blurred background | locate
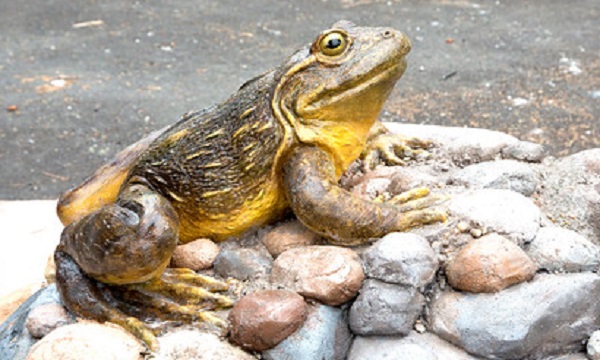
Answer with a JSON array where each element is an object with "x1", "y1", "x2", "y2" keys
[{"x1": 1, "y1": 0, "x2": 598, "y2": 200}]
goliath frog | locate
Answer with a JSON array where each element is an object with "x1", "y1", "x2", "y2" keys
[{"x1": 55, "y1": 21, "x2": 446, "y2": 349}]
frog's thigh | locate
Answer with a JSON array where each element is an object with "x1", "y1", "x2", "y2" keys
[{"x1": 59, "y1": 183, "x2": 179, "y2": 285}]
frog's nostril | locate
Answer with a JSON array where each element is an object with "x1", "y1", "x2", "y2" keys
[{"x1": 382, "y1": 29, "x2": 394, "y2": 38}]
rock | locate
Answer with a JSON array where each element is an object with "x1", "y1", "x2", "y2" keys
[
  {"x1": 155, "y1": 330, "x2": 254, "y2": 360},
  {"x1": 348, "y1": 279, "x2": 424, "y2": 336},
  {"x1": 270, "y1": 246, "x2": 364, "y2": 306},
  {"x1": 25, "y1": 303, "x2": 71, "y2": 339},
  {"x1": 429, "y1": 273, "x2": 600, "y2": 359},
  {"x1": 538, "y1": 149, "x2": 600, "y2": 245},
  {"x1": 170, "y1": 238, "x2": 220, "y2": 271},
  {"x1": 0, "y1": 283, "x2": 41, "y2": 324},
  {"x1": 448, "y1": 160, "x2": 538, "y2": 196},
  {"x1": 384, "y1": 122, "x2": 520, "y2": 166},
  {"x1": 213, "y1": 248, "x2": 272, "y2": 280},
  {"x1": 0, "y1": 285, "x2": 61, "y2": 360},
  {"x1": 449, "y1": 189, "x2": 541, "y2": 244},
  {"x1": 502, "y1": 140, "x2": 546, "y2": 162},
  {"x1": 446, "y1": 233, "x2": 537, "y2": 293},
  {"x1": 262, "y1": 304, "x2": 352, "y2": 360},
  {"x1": 362, "y1": 232, "x2": 438, "y2": 287},
  {"x1": 27, "y1": 322, "x2": 144, "y2": 360},
  {"x1": 349, "y1": 166, "x2": 439, "y2": 199},
  {"x1": 261, "y1": 221, "x2": 322, "y2": 258},
  {"x1": 544, "y1": 354, "x2": 588, "y2": 360},
  {"x1": 527, "y1": 226, "x2": 600, "y2": 272},
  {"x1": 228, "y1": 290, "x2": 308, "y2": 351},
  {"x1": 348, "y1": 332, "x2": 480, "y2": 360},
  {"x1": 588, "y1": 331, "x2": 600, "y2": 360}
]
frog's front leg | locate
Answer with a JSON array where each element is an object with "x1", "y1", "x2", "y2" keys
[
  {"x1": 362, "y1": 121, "x2": 432, "y2": 170},
  {"x1": 55, "y1": 183, "x2": 232, "y2": 350},
  {"x1": 282, "y1": 146, "x2": 447, "y2": 246}
]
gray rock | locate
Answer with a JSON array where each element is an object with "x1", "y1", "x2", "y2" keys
[
  {"x1": 588, "y1": 330, "x2": 600, "y2": 360},
  {"x1": 527, "y1": 226, "x2": 600, "y2": 272},
  {"x1": 349, "y1": 279, "x2": 424, "y2": 336},
  {"x1": 363, "y1": 232, "x2": 438, "y2": 287},
  {"x1": 538, "y1": 149, "x2": 600, "y2": 245},
  {"x1": 213, "y1": 248, "x2": 272, "y2": 280},
  {"x1": 0, "y1": 284, "x2": 63, "y2": 360},
  {"x1": 384, "y1": 123, "x2": 519, "y2": 166},
  {"x1": 449, "y1": 189, "x2": 541, "y2": 244},
  {"x1": 348, "y1": 332, "x2": 480, "y2": 360},
  {"x1": 429, "y1": 273, "x2": 600, "y2": 359},
  {"x1": 263, "y1": 304, "x2": 352, "y2": 360},
  {"x1": 545, "y1": 354, "x2": 588, "y2": 360},
  {"x1": 502, "y1": 141, "x2": 546, "y2": 163},
  {"x1": 449, "y1": 160, "x2": 538, "y2": 196}
]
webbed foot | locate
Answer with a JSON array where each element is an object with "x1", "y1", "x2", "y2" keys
[
  {"x1": 362, "y1": 133, "x2": 432, "y2": 170},
  {"x1": 378, "y1": 187, "x2": 448, "y2": 230},
  {"x1": 56, "y1": 251, "x2": 234, "y2": 351}
]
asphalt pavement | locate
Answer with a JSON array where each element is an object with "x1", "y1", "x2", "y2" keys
[{"x1": 1, "y1": 0, "x2": 598, "y2": 199}]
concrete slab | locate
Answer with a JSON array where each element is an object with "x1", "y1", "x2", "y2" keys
[{"x1": 0, "y1": 201, "x2": 62, "y2": 297}]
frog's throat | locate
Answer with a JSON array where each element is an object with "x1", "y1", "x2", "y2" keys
[{"x1": 270, "y1": 55, "x2": 318, "y2": 174}]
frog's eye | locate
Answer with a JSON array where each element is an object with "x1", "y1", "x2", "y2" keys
[{"x1": 318, "y1": 31, "x2": 349, "y2": 57}]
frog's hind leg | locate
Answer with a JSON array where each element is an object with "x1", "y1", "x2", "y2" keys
[
  {"x1": 55, "y1": 250, "x2": 160, "y2": 349},
  {"x1": 55, "y1": 183, "x2": 233, "y2": 350}
]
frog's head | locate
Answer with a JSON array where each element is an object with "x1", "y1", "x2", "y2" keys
[{"x1": 273, "y1": 21, "x2": 411, "y2": 174}]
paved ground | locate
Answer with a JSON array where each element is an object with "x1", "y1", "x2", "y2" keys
[{"x1": 1, "y1": 0, "x2": 598, "y2": 200}]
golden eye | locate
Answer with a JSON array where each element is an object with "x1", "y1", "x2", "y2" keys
[{"x1": 318, "y1": 31, "x2": 348, "y2": 57}]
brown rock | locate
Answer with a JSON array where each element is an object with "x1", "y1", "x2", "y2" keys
[
  {"x1": 25, "y1": 303, "x2": 72, "y2": 338},
  {"x1": 0, "y1": 283, "x2": 41, "y2": 324},
  {"x1": 228, "y1": 290, "x2": 307, "y2": 351},
  {"x1": 27, "y1": 321, "x2": 144, "y2": 360},
  {"x1": 446, "y1": 233, "x2": 537, "y2": 293},
  {"x1": 270, "y1": 246, "x2": 365, "y2": 306},
  {"x1": 170, "y1": 238, "x2": 220, "y2": 271},
  {"x1": 261, "y1": 221, "x2": 322, "y2": 257}
]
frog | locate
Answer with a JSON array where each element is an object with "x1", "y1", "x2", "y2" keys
[{"x1": 54, "y1": 20, "x2": 446, "y2": 349}]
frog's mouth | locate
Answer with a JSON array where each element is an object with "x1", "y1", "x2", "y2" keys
[{"x1": 298, "y1": 57, "x2": 406, "y2": 116}]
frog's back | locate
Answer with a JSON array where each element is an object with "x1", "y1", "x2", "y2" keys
[{"x1": 128, "y1": 71, "x2": 289, "y2": 242}]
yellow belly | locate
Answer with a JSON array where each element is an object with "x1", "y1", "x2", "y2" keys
[{"x1": 176, "y1": 180, "x2": 289, "y2": 243}]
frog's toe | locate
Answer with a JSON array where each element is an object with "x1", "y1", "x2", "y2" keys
[
  {"x1": 162, "y1": 268, "x2": 230, "y2": 292},
  {"x1": 126, "y1": 273, "x2": 234, "y2": 308},
  {"x1": 397, "y1": 208, "x2": 448, "y2": 231}
]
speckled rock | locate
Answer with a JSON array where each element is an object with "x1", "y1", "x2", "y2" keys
[
  {"x1": 502, "y1": 140, "x2": 546, "y2": 162},
  {"x1": 25, "y1": 303, "x2": 71, "y2": 339},
  {"x1": 170, "y1": 238, "x2": 220, "y2": 271},
  {"x1": 527, "y1": 226, "x2": 600, "y2": 272},
  {"x1": 0, "y1": 285, "x2": 61, "y2": 360},
  {"x1": 348, "y1": 332, "x2": 480, "y2": 360},
  {"x1": 27, "y1": 322, "x2": 144, "y2": 360},
  {"x1": 363, "y1": 232, "x2": 438, "y2": 287},
  {"x1": 349, "y1": 279, "x2": 424, "y2": 336},
  {"x1": 213, "y1": 248, "x2": 272, "y2": 280},
  {"x1": 384, "y1": 123, "x2": 520, "y2": 166},
  {"x1": 446, "y1": 233, "x2": 537, "y2": 293},
  {"x1": 448, "y1": 159, "x2": 537, "y2": 196},
  {"x1": 588, "y1": 331, "x2": 600, "y2": 360},
  {"x1": 449, "y1": 189, "x2": 541, "y2": 244},
  {"x1": 270, "y1": 246, "x2": 364, "y2": 306},
  {"x1": 155, "y1": 331, "x2": 254, "y2": 360},
  {"x1": 228, "y1": 290, "x2": 308, "y2": 351},
  {"x1": 538, "y1": 149, "x2": 600, "y2": 245},
  {"x1": 262, "y1": 304, "x2": 352, "y2": 360},
  {"x1": 429, "y1": 273, "x2": 600, "y2": 359},
  {"x1": 261, "y1": 221, "x2": 322, "y2": 258}
]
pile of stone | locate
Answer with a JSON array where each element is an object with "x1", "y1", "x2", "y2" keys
[{"x1": 2, "y1": 123, "x2": 600, "y2": 360}]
